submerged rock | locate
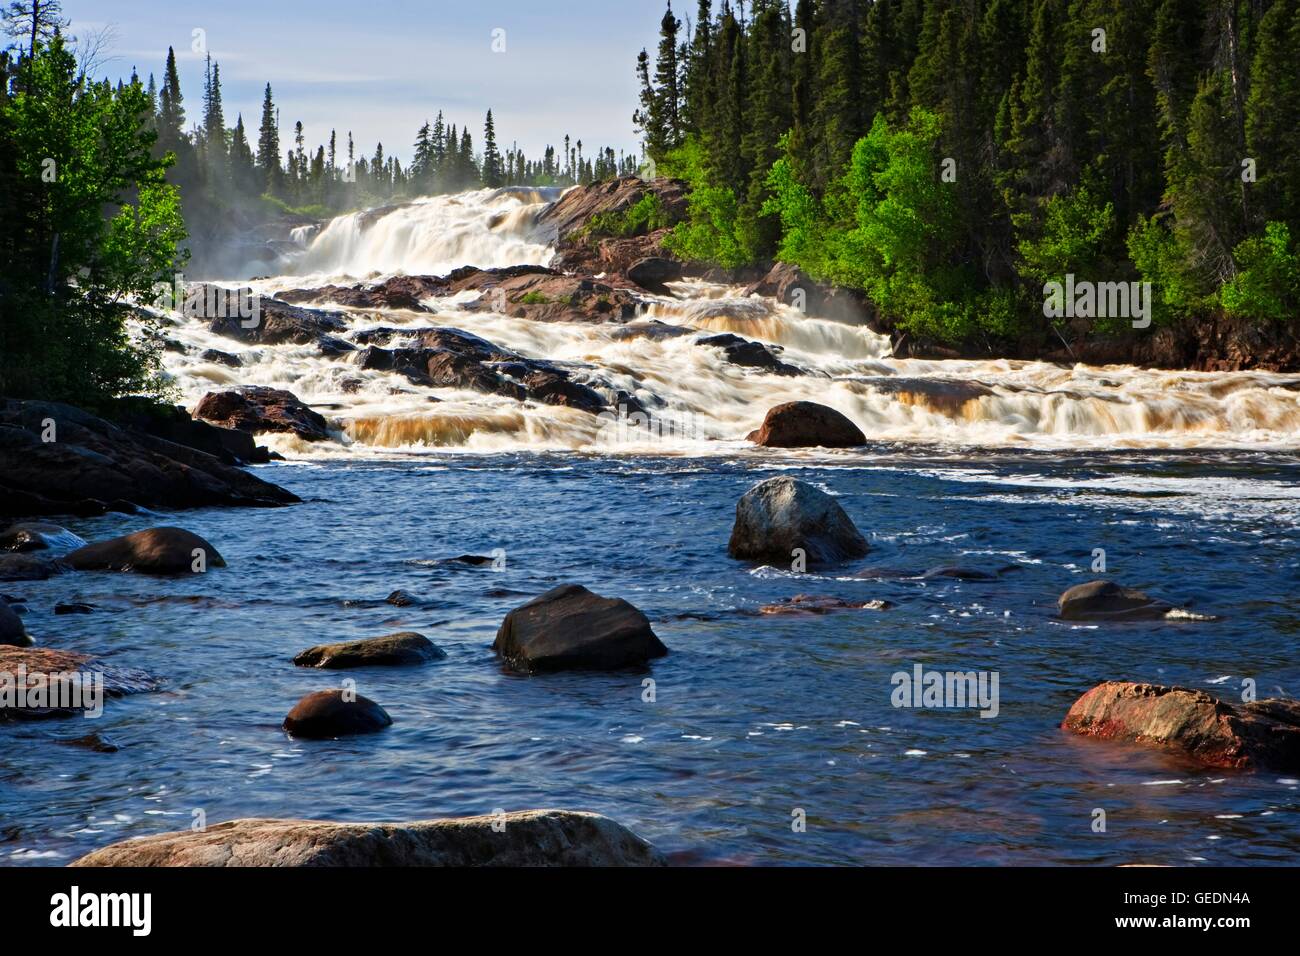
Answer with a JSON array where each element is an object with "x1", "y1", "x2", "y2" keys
[
  {"x1": 385, "y1": 589, "x2": 417, "y2": 607},
  {"x1": 747, "y1": 401, "x2": 865, "y2": 448},
  {"x1": 1057, "y1": 580, "x2": 1176, "y2": 621},
  {"x1": 758, "y1": 594, "x2": 894, "y2": 616},
  {"x1": 54, "y1": 603, "x2": 96, "y2": 615},
  {"x1": 0, "y1": 523, "x2": 86, "y2": 553},
  {"x1": 65, "y1": 527, "x2": 226, "y2": 575},
  {"x1": 293, "y1": 632, "x2": 445, "y2": 669},
  {"x1": 0, "y1": 554, "x2": 66, "y2": 582},
  {"x1": 1062, "y1": 681, "x2": 1300, "y2": 771},
  {"x1": 70, "y1": 809, "x2": 665, "y2": 867},
  {"x1": 282, "y1": 689, "x2": 392, "y2": 738},
  {"x1": 728, "y1": 476, "x2": 869, "y2": 565},
  {"x1": 194, "y1": 386, "x2": 332, "y2": 442},
  {"x1": 494, "y1": 584, "x2": 667, "y2": 672},
  {"x1": 0, "y1": 601, "x2": 30, "y2": 647},
  {"x1": 921, "y1": 566, "x2": 999, "y2": 581}
]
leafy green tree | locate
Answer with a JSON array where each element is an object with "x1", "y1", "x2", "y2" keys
[{"x1": 0, "y1": 33, "x2": 186, "y2": 404}]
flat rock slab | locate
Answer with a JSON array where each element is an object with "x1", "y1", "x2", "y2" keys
[
  {"x1": 70, "y1": 810, "x2": 665, "y2": 867},
  {"x1": 0, "y1": 646, "x2": 159, "y2": 720},
  {"x1": 293, "y1": 632, "x2": 445, "y2": 668},
  {"x1": 758, "y1": 594, "x2": 893, "y2": 616},
  {"x1": 728, "y1": 476, "x2": 869, "y2": 565},
  {"x1": 1062, "y1": 681, "x2": 1300, "y2": 771},
  {"x1": 65, "y1": 527, "x2": 226, "y2": 575},
  {"x1": 494, "y1": 584, "x2": 667, "y2": 672}
]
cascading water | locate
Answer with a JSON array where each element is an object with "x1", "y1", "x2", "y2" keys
[{"x1": 152, "y1": 188, "x2": 1300, "y2": 456}]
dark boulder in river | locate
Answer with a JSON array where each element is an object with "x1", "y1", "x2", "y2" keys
[
  {"x1": 194, "y1": 386, "x2": 332, "y2": 442},
  {"x1": 728, "y1": 476, "x2": 869, "y2": 566},
  {"x1": 293, "y1": 632, "x2": 445, "y2": 669},
  {"x1": 0, "y1": 600, "x2": 30, "y2": 647},
  {"x1": 0, "y1": 554, "x2": 66, "y2": 582},
  {"x1": 69, "y1": 810, "x2": 665, "y2": 866},
  {"x1": 283, "y1": 689, "x2": 392, "y2": 739},
  {"x1": 1057, "y1": 580, "x2": 1175, "y2": 621},
  {"x1": 697, "y1": 334, "x2": 802, "y2": 377},
  {"x1": 747, "y1": 401, "x2": 865, "y2": 448},
  {"x1": 65, "y1": 527, "x2": 226, "y2": 575},
  {"x1": 1062, "y1": 681, "x2": 1300, "y2": 771},
  {"x1": 494, "y1": 584, "x2": 667, "y2": 672},
  {"x1": 0, "y1": 399, "x2": 298, "y2": 517}
]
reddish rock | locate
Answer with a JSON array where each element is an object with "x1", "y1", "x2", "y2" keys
[
  {"x1": 194, "y1": 387, "x2": 332, "y2": 442},
  {"x1": 1062, "y1": 681, "x2": 1300, "y2": 771},
  {"x1": 747, "y1": 401, "x2": 866, "y2": 448},
  {"x1": 0, "y1": 646, "x2": 159, "y2": 720},
  {"x1": 758, "y1": 594, "x2": 893, "y2": 616}
]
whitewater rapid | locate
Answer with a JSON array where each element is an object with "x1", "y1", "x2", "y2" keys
[{"x1": 150, "y1": 186, "x2": 1300, "y2": 456}]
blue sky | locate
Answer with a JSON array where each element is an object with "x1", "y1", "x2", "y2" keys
[{"x1": 66, "y1": 0, "x2": 672, "y2": 164}]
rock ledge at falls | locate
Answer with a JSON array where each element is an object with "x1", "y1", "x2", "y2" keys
[{"x1": 0, "y1": 399, "x2": 299, "y2": 519}]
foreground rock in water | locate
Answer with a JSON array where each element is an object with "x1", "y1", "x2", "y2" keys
[
  {"x1": 70, "y1": 810, "x2": 665, "y2": 867},
  {"x1": 0, "y1": 399, "x2": 298, "y2": 518},
  {"x1": 293, "y1": 632, "x2": 445, "y2": 669},
  {"x1": 728, "y1": 476, "x2": 869, "y2": 565},
  {"x1": 0, "y1": 522, "x2": 85, "y2": 553},
  {"x1": 758, "y1": 594, "x2": 894, "y2": 616},
  {"x1": 0, "y1": 600, "x2": 30, "y2": 646},
  {"x1": 0, "y1": 646, "x2": 159, "y2": 720},
  {"x1": 65, "y1": 528, "x2": 226, "y2": 575},
  {"x1": 194, "y1": 386, "x2": 332, "y2": 442},
  {"x1": 747, "y1": 401, "x2": 866, "y2": 447},
  {"x1": 1057, "y1": 580, "x2": 1175, "y2": 621},
  {"x1": 283, "y1": 689, "x2": 392, "y2": 738},
  {"x1": 1062, "y1": 681, "x2": 1300, "y2": 771},
  {"x1": 494, "y1": 584, "x2": 667, "y2": 672}
]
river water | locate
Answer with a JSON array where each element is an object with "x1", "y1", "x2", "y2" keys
[{"x1": 3, "y1": 187, "x2": 1299, "y2": 865}]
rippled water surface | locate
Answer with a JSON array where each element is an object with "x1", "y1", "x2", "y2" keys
[{"x1": 5, "y1": 447, "x2": 1299, "y2": 865}]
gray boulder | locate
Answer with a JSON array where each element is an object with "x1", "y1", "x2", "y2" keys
[
  {"x1": 728, "y1": 476, "x2": 869, "y2": 565},
  {"x1": 494, "y1": 584, "x2": 667, "y2": 672}
]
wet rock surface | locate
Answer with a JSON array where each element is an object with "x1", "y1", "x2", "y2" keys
[
  {"x1": 747, "y1": 401, "x2": 865, "y2": 448},
  {"x1": 728, "y1": 476, "x2": 870, "y2": 565},
  {"x1": 282, "y1": 689, "x2": 392, "y2": 738},
  {"x1": 494, "y1": 584, "x2": 667, "y2": 672},
  {"x1": 65, "y1": 527, "x2": 226, "y2": 575},
  {"x1": 293, "y1": 632, "x2": 445, "y2": 669},
  {"x1": 1063, "y1": 681, "x2": 1300, "y2": 771},
  {"x1": 70, "y1": 810, "x2": 666, "y2": 867},
  {"x1": 194, "y1": 386, "x2": 333, "y2": 442}
]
